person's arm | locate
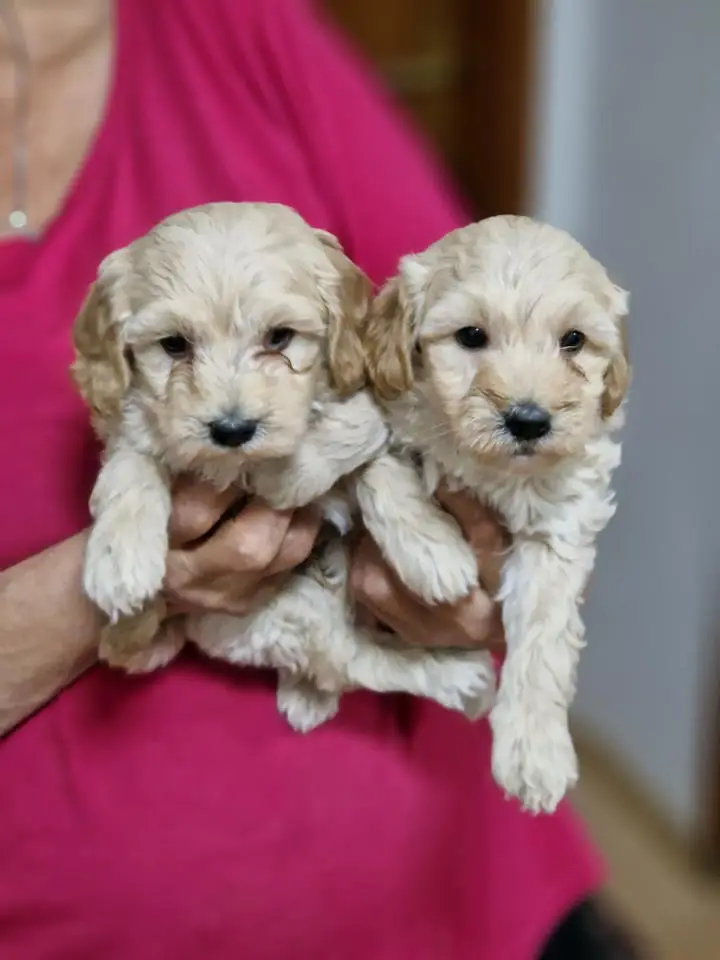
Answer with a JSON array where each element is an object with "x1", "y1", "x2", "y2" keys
[
  {"x1": 252, "y1": 0, "x2": 470, "y2": 281},
  {"x1": 0, "y1": 490, "x2": 321, "y2": 737},
  {"x1": 0, "y1": 533, "x2": 100, "y2": 737}
]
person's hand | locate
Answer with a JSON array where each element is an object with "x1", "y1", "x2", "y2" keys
[
  {"x1": 350, "y1": 486, "x2": 508, "y2": 650},
  {"x1": 163, "y1": 479, "x2": 321, "y2": 616}
]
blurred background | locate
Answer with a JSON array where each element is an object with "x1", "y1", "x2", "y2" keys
[{"x1": 322, "y1": 1, "x2": 720, "y2": 957}]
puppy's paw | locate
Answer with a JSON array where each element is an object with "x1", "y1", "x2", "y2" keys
[
  {"x1": 490, "y1": 703, "x2": 578, "y2": 814},
  {"x1": 392, "y1": 533, "x2": 479, "y2": 605},
  {"x1": 84, "y1": 518, "x2": 168, "y2": 619},
  {"x1": 99, "y1": 630, "x2": 184, "y2": 674},
  {"x1": 98, "y1": 606, "x2": 175, "y2": 674},
  {"x1": 277, "y1": 678, "x2": 340, "y2": 733},
  {"x1": 427, "y1": 651, "x2": 496, "y2": 716}
]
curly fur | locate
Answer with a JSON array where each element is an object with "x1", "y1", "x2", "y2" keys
[
  {"x1": 73, "y1": 202, "x2": 496, "y2": 731},
  {"x1": 359, "y1": 215, "x2": 630, "y2": 811}
]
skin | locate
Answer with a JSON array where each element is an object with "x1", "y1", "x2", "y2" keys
[
  {"x1": 0, "y1": 496, "x2": 323, "y2": 736},
  {"x1": 351, "y1": 487, "x2": 507, "y2": 650},
  {"x1": 166, "y1": 481, "x2": 508, "y2": 650},
  {"x1": 164, "y1": 481, "x2": 323, "y2": 616},
  {"x1": 0, "y1": 0, "x2": 506, "y2": 738}
]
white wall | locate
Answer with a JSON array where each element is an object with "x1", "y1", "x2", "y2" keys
[{"x1": 532, "y1": 0, "x2": 720, "y2": 835}]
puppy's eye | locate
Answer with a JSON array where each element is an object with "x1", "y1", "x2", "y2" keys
[
  {"x1": 263, "y1": 327, "x2": 295, "y2": 351},
  {"x1": 160, "y1": 335, "x2": 191, "y2": 358},
  {"x1": 454, "y1": 326, "x2": 489, "y2": 350},
  {"x1": 559, "y1": 329, "x2": 586, "y2": 353}
]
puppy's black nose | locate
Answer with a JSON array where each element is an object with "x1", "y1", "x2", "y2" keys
[
  {"x1": 208, "y1": 416, "x2": 258, "y2": 448},
  {"x1": 503, "y1": 402, "x2": 552, "y2": 442}
]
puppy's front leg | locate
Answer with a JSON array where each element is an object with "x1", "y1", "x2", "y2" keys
[
  {"x1": 84, "y1": 443, "x2": 171, "y2": 621},
  {"x1": 100, "y1": 609, "x2": 185, "y2": 673},
  {"x1": 490, "y1": 539, "x2": 594, "y2": 814},
  {"x1": 253, "y1": 391, "x2": 388, "y2": 510},
  {"x1": 355, "y1": 452, "x2": 479, "y2": 604}
]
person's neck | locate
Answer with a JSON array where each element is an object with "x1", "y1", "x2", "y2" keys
[{"x1": 0, "y1": 0, "x2": 110, "y2": 70}]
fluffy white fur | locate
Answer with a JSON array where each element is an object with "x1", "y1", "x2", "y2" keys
[
  {"x1": 72, "y1": 202, "x2": 495, "y2": 731},
  {"x1": 360, "y1": 215, "x2": 630, "y2": 812}
]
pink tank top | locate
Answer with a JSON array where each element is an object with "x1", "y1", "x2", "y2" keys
[{"x1": 0, "y1": 1, "x2": 601, "y2": 957}]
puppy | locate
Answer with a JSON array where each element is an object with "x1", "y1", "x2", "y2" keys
[
  {"x1": 358, "y1": 215, "x2": 629, "y2": 812},
  {"x1": 72, "y1": 201, "x2": 495, "y2": 731}
]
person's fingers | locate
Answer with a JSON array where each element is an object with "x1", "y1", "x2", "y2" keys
[
  {"x1": 265, "y1": 507, "x2": 322, "y2": 575},
  {"x1": 356, "y1": 595, "x2": 417, "y2": 641},
  {"x1": 349, "y1": 535, "x2": 393, "y2": 603},
  {"x1": 169, "y1": 479, "x2": 242, "y2": 547},
  {"x1": 435, "y1": 486, "x2": 508, "y2": 549},
  {"x1": 350, "y1": 536, "x2": 434, "y2": 633},
  {"x1": 435, "y1": 486, "x2": 509, "y2": 596},
  {"x1": 164, "y1": 547, "x2": 199, "y2": 599},
  {"x1": 364, "y1": 591, "x2": 503, "y2": 650},
  {"x1": 351, "y1": 569, "x2": 425, "y2": 642},
  {"x1": 441, "y1": 587, "x2": 502, "y2": 649},
  {"x1": 166, "y1": 569, "x2": 289, "y2": 616},
  {"x1": 350, "y1": 535, "x2": 462, "y2": 630},
  {"x1": 354, "y1": 605, "x2": 385, "y2": 631},
  {"x1": 351, "y1": 534, "x2": 503, "y2": 649},
  {"x1": 482, "y1": 604, "x2": 506, "y2": 654},
  {"x1": 434, "y1": 484, "x2": 484, "y2": 530},
  {"x1": 180, "y1": 501, "x2": 295, "y2": 580}
]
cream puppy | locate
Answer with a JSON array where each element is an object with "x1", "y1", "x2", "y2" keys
[
  {"x1": 72, "y1": 201, "x2": 495, "y2": 731},
  {"x1": 358, "y1": 215, "x2": 629, "y2": 812}
]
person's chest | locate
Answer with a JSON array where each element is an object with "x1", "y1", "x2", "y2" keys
[
  {"x1": 0, "y1": 6, "x2": 336, "y2": 568},
  {"x1": 0, "y1": 3, "x2": 114, "y2": 242}
]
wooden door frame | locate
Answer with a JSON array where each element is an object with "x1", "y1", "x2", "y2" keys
[
  {"x1": 456, "y1": 0, "x2": 538, "y2": 218},
  {"x1": 703, "y1": 635, "x2": 720, "y2": 869},
  {"x1": 322, "y1": 0, "x2": 538, "y2": 220}
]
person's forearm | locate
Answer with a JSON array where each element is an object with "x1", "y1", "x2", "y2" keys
[{"x1": 0, "y1": 532, "x2": 100, "y2": 737}]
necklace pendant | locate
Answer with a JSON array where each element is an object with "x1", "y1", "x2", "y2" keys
[{"x1": 8, "y1": 209, "x2": 29, "y2": 231}]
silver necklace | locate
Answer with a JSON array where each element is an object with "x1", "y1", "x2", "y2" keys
[{"x1": 1, "y1": 0, "x2": 32, "y2": 235}]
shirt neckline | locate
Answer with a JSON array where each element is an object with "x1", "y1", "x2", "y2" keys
[{"x1": 0, "y1": 0, "x2": 125, "y2": 266}]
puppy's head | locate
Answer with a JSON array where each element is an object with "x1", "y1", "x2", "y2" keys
[
  {"x1": 365, "y1": 215, "x2": 629, "y2": 465},
  {"x1": 72, "y1": 202, "x2": 369, "y2": 468}
]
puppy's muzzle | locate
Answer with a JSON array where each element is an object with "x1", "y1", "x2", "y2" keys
[
  {"x1": 503, "y1": 402, "x2": 552, "y2": 443},
  {"x1": 208, "y1": 415, "x2": 258, "y2": 448}
]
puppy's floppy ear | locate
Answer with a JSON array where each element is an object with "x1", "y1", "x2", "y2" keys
[
  {"x1": 601, "y1": 284, "x2": 631, "y2": 418},
  {"x1": 314, "y1": 229, "x2": 370, "y2": 396},
  {"x1": 71, "y1": 257, "x2": 132, "y2": 432},
  {"x1": 363, "y1": 261, "x2": 422, "y2": 402}
]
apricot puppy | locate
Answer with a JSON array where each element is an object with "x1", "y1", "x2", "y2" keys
[{"x1": 359, "y1": 215, "x2": 629, "y2": 812}]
